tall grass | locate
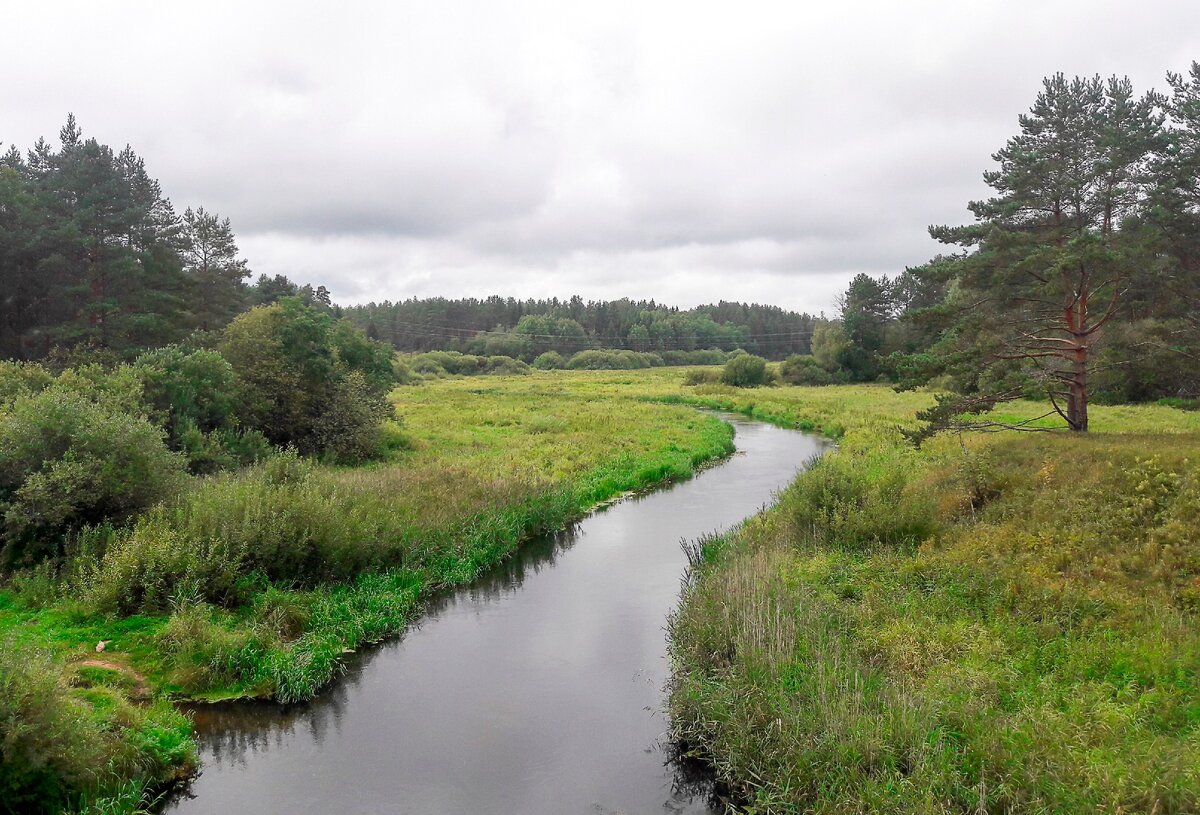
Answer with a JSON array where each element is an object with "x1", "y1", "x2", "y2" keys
[{"x1": 667, "y1": 381, "x2": 1200, "y2": 814}]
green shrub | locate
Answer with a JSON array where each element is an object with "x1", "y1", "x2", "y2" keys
[
  {"x1": 721, "y1": 353, "x2": 769, "y2": 387},
  {"x1": 485, "y1": 356, "x2": 530, "y2": 375},
  {"x1": 312, "y1": 371, "x2": 397, "y2": 463},
  {"x1": 683, "y1": 368, "x2": 722, "y2": 385},
  {"x1": 405, "y1": 351, "x2": 529, "y2": 377},
  {"x1": 134, "y1": 346, "x2": 236, "y2": 438},
  {"x1": 0, "y1": 640, "x2": 195, "y2": 813},
  {"x1": 532, "y1": 351, "x2": 566, "y2": 370},
  {"x1": 779, "y1": 354, "x2": 834, "y2": 386},
  {"x1": 221, "y1": 298, "x2": 396, "y2": 458},
  {"x1": 0, "y1": 360, "x2": 54, "y2": 405},
  {"x1": 0, "y1": 388, "x2": 186, "y2": 567},
  {"x1": 566, "y1": 349, "x2": 665, "y2": 370},
  {"x1": 661, "y1": 349, "x2": 728, "y2": 366}
]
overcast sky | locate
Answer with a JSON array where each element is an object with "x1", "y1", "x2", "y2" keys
[{"x1": 4, "y1": 1, "x2": 1199, "y2": 314}]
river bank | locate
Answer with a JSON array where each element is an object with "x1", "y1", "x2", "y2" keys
[
  {"x1": 163, "y1": 415, "x2": 827, "y2": 814},
  {"x1": 663, "y1": 384, "x2": 1200, "y2": 814},
  {"x1": 1, "y1": 372, "x2": 735, "y2": 814}
]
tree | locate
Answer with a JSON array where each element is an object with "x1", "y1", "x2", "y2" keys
[
  {"x1": 179, "y1": 206, "x2": 250, "y2": 331},
  {"x1": 0, "y1": 115, "x2": 193, "y2": 357},
  {"x1": 220, "y1": 298, "x2": 396, "y2": 461},
  {"x1": 926, "y1": 74, "x2": 1163, "y2": 432}
]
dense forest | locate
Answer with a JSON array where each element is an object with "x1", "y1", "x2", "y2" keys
[{"x1": 341, "y1": 297, "x2": 817, "y2": 359}]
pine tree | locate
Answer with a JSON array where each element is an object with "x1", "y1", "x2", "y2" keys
[
  {"x1": 180, "y1": 206, "x2": 250, "y2": 331},
  {"x1": 928, "y1": 75, "x2": 1163, "y2": 432}
]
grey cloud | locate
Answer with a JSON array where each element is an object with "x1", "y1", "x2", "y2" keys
[{"x1": 4, "y1": 0, "x2": 1199, "y2": 314}]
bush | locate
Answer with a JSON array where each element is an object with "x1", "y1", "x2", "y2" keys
[
  {"x1": 566, "y1": 349, "x2": 665, "y2": 370},
  {"x1": 779, "y1": 354, "x2": 834, "y2": 386},
  {"x1": 661, "y1": 349, "x2": 728, "y2": 366},
  {"x1": 405, "y1": 351, "x2": 529, "y2": 377},
  {"x1": 0, "y1": 640, "x2": 195, "y2": 813},
  {"x1": 311, "y1": 371, "x2": 397, "y2": 463},
  {"x1": 221, "y1": 298, "x2": 395, "y2": 458},
  {"x1": 720, "y1": 353, "x2": 770, "y2": 387},
  {"x1": 134, "y1": 346, "x2": 236, "y2": 437},
  {"x1": 0, "y1": 360, "x2": 54, "y2": 405},
  {"x1": 532, "y1": 351, "x2": 566, "y2": 370},
  {"x1": 0, "y1": 387, "x2": 186, "y2": 567},
  {"x1": 683, "y1": 368, "x2": 722, "y2": 385}
]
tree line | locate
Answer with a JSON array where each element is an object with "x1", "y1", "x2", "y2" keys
[
  {"x1": 0, "y1": 115, "x2": 334, "y2": 361},
  {"x1": 818, "y1": 65, "x2": 1200, "y2": 434},
  {"x1": 341, "y1": 297, "x2": 817, "y2": 359}
]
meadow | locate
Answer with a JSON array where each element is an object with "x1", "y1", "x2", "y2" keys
[
  {"x1": 0, "y1": 371, "x2": 733, "y2": 813},
  {"x1": 5, "y1": 366, "x2": 1199, "y2": 814},
  {"x1": 661, "y1": 375, "x2": 1200, "y2": 814}
]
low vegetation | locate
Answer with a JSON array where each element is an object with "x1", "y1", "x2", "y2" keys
[
  {"x1": 0, "y1": 369, "x2": 734, "y2": 813},
  {"x1": 665, "y1": 380, "x2": 1200, "y2": 814}
]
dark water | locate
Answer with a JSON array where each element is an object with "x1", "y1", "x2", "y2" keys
[{"x1": 164, "y1": 416, "x2": 827, "y2": 815}]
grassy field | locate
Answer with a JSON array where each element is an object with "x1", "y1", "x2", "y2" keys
[
  {"x1": 659, "y1": 376, "x2": 1200, "y2": 814},
  {"x1": 0, "y1": 371, "x2": 733, "y2": 814},
  {"x1": 5, "y1": 367, "x2": 1199, "y2": 813}
]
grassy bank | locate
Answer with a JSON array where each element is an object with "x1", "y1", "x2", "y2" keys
[
  {"x1": 0, "y1": 372, "x2": 733, "y2": 813},
  {"x1": 663, "y1": 378, "x2": 1200, "y2": 814}
]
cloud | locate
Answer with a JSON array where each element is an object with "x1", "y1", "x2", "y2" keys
[{"x1": 3, "y1": 0, "x2": 1199, "y2": 314}]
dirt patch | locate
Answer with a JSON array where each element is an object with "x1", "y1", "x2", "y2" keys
[{"x1": 73, "y1": 657, "x2": 152, "y2": 701}]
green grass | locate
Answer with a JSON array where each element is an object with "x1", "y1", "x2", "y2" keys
[
  {"x1": 664, "y1": 376, "x2": 1200, "y2": 814},
  {"x1": 6, "y1": 368, "x2": 1200, "y2": 813},
  {"x1": 0, "y1": 370, "x2": 735, "y2": 812}
]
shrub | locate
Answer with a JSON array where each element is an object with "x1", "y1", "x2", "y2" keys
[
  {"x1": 0, "y1": 640, "x2": 195, "y2": 812},
  {"x1": 662, "y1": 349, "x2": 728, "y2": 366},
  {"x1": 566, "y1": 349, "x2": 665, "y2": 370},
  {"x1": 312, "y1": 371, "x2": 397, "y2": 463},
  {"x1": 485, "y1": 356, "x2": 530, "y2": 375},
  {"x1": 0, "y1": 387, "x2": 186, "y2": 567},
  {"x1": 532, "y1": 351, "x2": 566, "y2": 370},
  {"x1": 683, "y1": 368, "x2": 722, "y2": 386},
  {"x1": 721, "y1": 353, "x2": 769, "y2": 387},
  {"x1": 134, "y1": 346, "x2": 236, "y2": 438},
  {"x1": 779, "y1": 354, "x2": 834, "y2": 386},
  {"x1": 0, "y1": 360, "x2": 54, "y2": 404},
  {"x1": 406, "y1": 351, "x2": 529, "y2": 376},
  {"x1": 221, "y1": 298, "x2": 396, "y2": 458}
]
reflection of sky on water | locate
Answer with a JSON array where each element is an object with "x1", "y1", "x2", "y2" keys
[{"x1": 166, "y1": 417, "x2": 829, "y2": 815}]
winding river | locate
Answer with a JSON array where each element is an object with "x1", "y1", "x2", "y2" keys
[{"x1": 164, "y1": 415, "x2": 827, "y2": 814}]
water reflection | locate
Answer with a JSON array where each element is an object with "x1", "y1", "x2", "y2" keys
[{"x1": 165, "y1": 417, "x2": 829, "y2": 815}]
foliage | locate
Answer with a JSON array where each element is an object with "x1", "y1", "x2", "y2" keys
[
  {"x1": 0, "y1": 639, "x2": 194, "y2": 814},
  {"x1": 720, "y1": 353, "x2": 770, "y2": 387},
  {"x1": 779, "y1": 354, "x2": 834, "y2": 386},
  {"x1": 0, "y1": 116, "x2": 249, "y2": 360},
  {"x1": 220, "y1": 298, "x2": 395, "y2": 459},
  {"x1": 403, "y1": 350, "x2": 530, "y2": 377},
  {"x1": 565, "y1": 349, "x2": 665, "y2": 370},
  {"x1": 0, "y1": 387, "x2": 185, "y2": 566},
  {"x1": 343, "y1": 296, "x2": 809, "y2": 358},
  {"x1": 532, "y1": 351, "x2": 566, "y2": 370}
]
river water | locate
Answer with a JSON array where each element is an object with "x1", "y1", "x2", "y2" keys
[{"x1": 164, "y1": 415, "x2": 827, "y2": 815}]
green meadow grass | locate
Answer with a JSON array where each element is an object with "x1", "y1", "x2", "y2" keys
[
  {"x1": 5, "y1": 367, "x2": 1199, "y2": 813},
  {"x1": 660, "y1": 374, "x2": 1200, "y2": 814},
  {"x1": 0, "y1": 371, "x2": 733, "y2": 812}
]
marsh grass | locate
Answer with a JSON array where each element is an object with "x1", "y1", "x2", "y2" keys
[
  {"x1": 665, "y1": 378, "x2": 1200, "y2": 814},
  {"x1": 0, "y1": 371, "x2": 736, "y2": 811}
]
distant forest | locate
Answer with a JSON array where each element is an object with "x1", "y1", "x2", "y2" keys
[
  {"x1": 340, "y1": 298, "x2": 817, "y2": 359},
  {"x1": 0, "y1": 115, "x2": 815, "y2": 363}
]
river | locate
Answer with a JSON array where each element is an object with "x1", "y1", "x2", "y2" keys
[{"x1": 164, "y1": 415, "x2": 827, "y2": 814}]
